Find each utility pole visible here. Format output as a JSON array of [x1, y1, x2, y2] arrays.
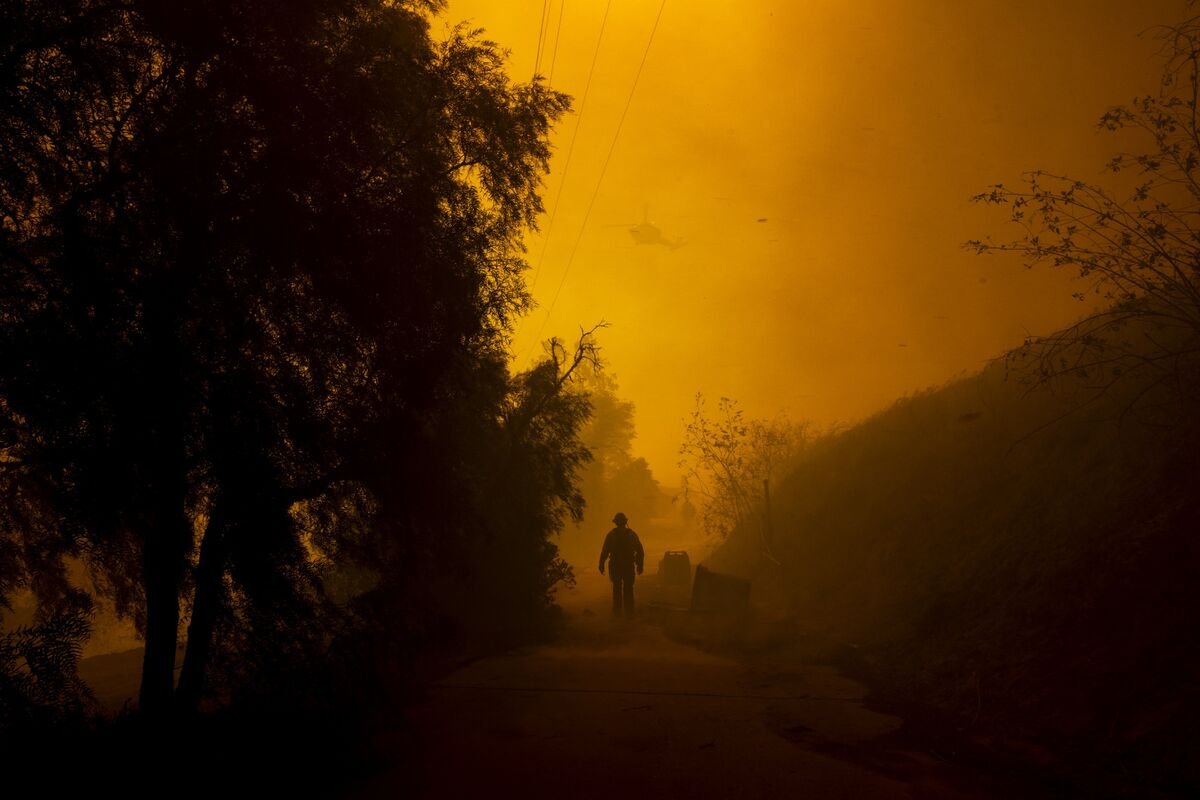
[[762, 477, 779, 564]]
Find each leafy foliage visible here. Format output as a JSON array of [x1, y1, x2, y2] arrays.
[[0, 0, 578, 717], [0, 596, 95, 729]]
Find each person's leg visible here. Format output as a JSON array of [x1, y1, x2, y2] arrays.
[[612, 576, 622, 615], [623, 575, 635, 618]]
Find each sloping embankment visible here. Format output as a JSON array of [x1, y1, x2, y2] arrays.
[[712, 358, 1200, 792]]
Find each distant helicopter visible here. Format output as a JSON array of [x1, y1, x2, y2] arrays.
[[608, 207, 685, 250]]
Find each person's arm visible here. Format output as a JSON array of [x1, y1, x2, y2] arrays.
[[633, 532, 645, 574], [599, 531, 611, 574]]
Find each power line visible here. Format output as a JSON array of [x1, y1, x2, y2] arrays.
[[538, 0, 555, 75], [532, 0, 550, 79], [528, 0, 612, 294], [547, 0, 566, 86], [527, 0, 668, 354]]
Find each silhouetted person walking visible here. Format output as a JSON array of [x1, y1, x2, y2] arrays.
[[599, 512, 644, 617]]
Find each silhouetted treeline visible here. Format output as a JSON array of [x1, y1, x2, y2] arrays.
[[558, 370, 665, 565], [0, 0, 588, 729], [714, 320, 1200, 791]]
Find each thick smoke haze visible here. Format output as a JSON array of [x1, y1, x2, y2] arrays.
[[6, 3, 1200, 795], [450, 0, 1182, 482]]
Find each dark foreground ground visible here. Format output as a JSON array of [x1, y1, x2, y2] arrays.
[[70, 570, 1171, 798], [344, 571, 1075, 800]]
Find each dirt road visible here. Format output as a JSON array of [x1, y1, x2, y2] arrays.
[[356, 571, 1006, 799]]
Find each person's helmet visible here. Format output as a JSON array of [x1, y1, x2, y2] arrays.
[[613, 512, 628, 525]]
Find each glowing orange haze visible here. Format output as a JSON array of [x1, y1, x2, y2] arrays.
[[447, 0, 1182, 486]]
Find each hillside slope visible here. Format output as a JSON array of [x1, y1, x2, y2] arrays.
[[713, 355, 1200, 791]]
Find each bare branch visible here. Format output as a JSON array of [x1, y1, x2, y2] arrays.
[[969, 20, 1200, 404]]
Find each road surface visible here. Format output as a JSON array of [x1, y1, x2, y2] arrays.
[[354, 571, 1010, 799]]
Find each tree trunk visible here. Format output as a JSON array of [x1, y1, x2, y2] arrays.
[[138, 511, 189, 717], [137, 284, 192, 718], [176, 516, 228, 715]]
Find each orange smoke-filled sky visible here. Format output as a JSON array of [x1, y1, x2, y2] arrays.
[[446, 0, 1183, 486]]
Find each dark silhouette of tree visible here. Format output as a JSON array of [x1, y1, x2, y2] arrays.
[[969, 14, 1200, 402], [0, 595, 94, 729], [484, 327, 603, 604], [0, 0, 570, 718], [679, 395, 807, 554], [345, 325, 602, 658], [568, 370, 664, 564]]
